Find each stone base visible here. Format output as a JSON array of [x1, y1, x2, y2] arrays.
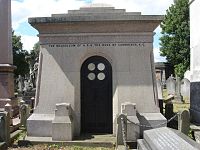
[[137, 113, 167, 137], [138, 127, 200, 150], [190, 82, 200, 125], [52, 116, 73, 141], [27, 113, 54, 137]]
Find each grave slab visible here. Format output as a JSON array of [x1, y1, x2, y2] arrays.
[[143, 127, 199, 150]]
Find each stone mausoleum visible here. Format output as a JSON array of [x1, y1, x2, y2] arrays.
[[27, 6, 166, 140]]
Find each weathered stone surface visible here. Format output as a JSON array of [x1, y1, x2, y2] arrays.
[[137, 113, 167, 136], [143, 127, 198, 150], [121, 102, 136, 116], [0, 0, 13, 64], [52, 103, 73, 141], [27, 114, 54, 137], [0, 111, 10, 144], [156, 79, 163, 99], [178, 110, 190, 135], [166, 76, 176, 95], [181, 78, 190, 99], [0, 0, 17, 114]]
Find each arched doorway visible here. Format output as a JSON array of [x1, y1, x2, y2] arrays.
[[81, 56, 112, 133]]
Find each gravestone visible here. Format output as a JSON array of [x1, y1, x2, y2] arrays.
[[0, 111, 10, 145], [178, 110, 190, 135], [156, 79, 163, 99], [190, 0, 200, 125], [0, 0, 18, 113], [175, 76, 183, 102], [165, 103, 177, 129], [181, 78, 190, 101], [166, 76, 176, 95], [17, 75, 24, 94], [137, 127, 200, 150], [27, 6, 164, 140]]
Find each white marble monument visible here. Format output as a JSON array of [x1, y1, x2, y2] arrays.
[[27, 6, 164, 140], [190, 0, 200, 125]]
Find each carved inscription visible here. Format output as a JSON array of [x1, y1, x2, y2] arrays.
[[48, 43, 145, 48]]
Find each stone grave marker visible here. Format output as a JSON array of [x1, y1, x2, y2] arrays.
[[137, 127, 200, 150], [178, 109, 190, 135], [175, 76, 183, 102], [166, 75, 176, 95], [181, 78, 190, 101], [156, 79, 163, 99]]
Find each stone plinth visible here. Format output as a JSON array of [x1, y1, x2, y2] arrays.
[[137, 127, 200, 150], [52, 103, 73, 141], [137, 113, 167, 136], [0, 65, 18, 112]]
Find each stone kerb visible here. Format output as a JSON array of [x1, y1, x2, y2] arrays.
[[52, 103, 73, 141]]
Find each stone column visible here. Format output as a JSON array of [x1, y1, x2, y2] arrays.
[[190, 0, 200, 125], [0, 0, 17, 111]]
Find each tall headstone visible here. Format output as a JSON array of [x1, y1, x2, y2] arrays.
[[0, 0, 17, 112], [166, 75, 176, 95], [190, 0, 200, 125], [156, 79, 163, 99], [181, 78, 190, 101], [175, 76, 183, 102]]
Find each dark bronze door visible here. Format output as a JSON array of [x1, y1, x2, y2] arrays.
[[81, 56, 112, 133]]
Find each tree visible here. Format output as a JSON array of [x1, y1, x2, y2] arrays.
[[160, 0, 190, 79], [12, 31, 29, 77]]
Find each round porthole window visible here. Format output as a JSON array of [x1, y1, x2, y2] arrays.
[[88, 73, 95, 80], [97, 63, 105, 71], [97, 73, 105, 80], [88, 63, 95, 71]]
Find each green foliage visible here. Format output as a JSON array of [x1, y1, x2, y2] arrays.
[[160, 0, 190, 79], [26, 42, 40, 70], [12, 31, 29, 77]]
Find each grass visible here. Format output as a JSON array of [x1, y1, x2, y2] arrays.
[[162, 88, 190, 112]]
